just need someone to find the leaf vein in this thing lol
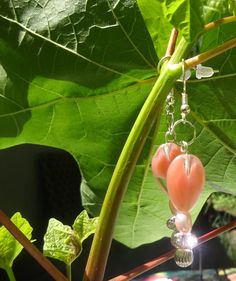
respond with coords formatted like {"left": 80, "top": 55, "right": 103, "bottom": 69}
{"left": 106, "top": 0, "right": 155, "bottom": 69}
{"left": 0, "top": 15, "right": 141, "bottom": 82}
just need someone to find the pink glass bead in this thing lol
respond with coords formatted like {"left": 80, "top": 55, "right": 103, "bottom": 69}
{"left": 175, "top": 212, "right": 192, "bottom": 233}
{"left": 175, "top": 248, "right": 194, "bottom": 267}
{"left": 166, "top": 154, "right": 205, "bottom": 212}
{"left": 151, "top": 143, "right": 182, "bottom": 179}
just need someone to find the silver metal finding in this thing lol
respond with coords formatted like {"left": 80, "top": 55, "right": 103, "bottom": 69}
{"left": 181, "top": 93, "right": 190, "bottom": 121}
{"left": 170, "top": 60, "right": 196, "bottom": 149}
{"left": 181, "top": 60, "right": 190, "bottom": 121}
{"left": 171, "top": 119, "right": 196, "bottom": 148}
{"left": 182, "top": 60, "right": 187, "bottom": 92}
{"left": 157, "top": 55, "right": 171, "bottom": 73}
{"left": 165, "top": 89, "right": 176, "bottom": 142}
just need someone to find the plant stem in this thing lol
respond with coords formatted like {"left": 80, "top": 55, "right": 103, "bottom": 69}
{"left": 204, "top": 15, "right": 236, "bottom": 31}
{"left": 109, "top": 220, "right": 236, "bottom": 281}
{"left": 5, "top": 266, "right": 16, "bottom": 281}
{"left": 185, "top": 37, "right": 236, "bottom": 69}
{"left": 165, "top": 28, "right": 178, "bottom": 57}
{"left": 66, "top": 264, "right": 72, "bottom": 281}
{"left": 0, "top": 210, "right": 68, "bottom": 281}
{"left": 83, "top": 38, "right": 190, "bottom": 281}
{"left": 165, "top": 15, "right": 236, "bottom": 61}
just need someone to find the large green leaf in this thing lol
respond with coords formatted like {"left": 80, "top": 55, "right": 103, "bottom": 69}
{"left": 0, "top": 0, "right": 235, "bottom": 249}
{"left": 137, "top": 0, "right": 232, "bottom": 49}
{"left": 160, "top": 0, "right": 205, "bottom": 42}
{"left": 138, "top": 0, "right": 205, "bottom": 43}
{"left": 136, "top": 0, "right": 172, "bottom": 58}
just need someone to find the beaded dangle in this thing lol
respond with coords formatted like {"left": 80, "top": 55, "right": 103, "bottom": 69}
{"left": 152, "top": 60, "right": 205, "bottom": 267}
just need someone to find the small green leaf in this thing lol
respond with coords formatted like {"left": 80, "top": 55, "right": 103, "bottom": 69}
{"left": 73, "top": 210, "right": 99, "bottom": 243}
{"left": 0, "top": 212, "right": 33, "bottom": 269}
{"left": 43, "top": 218, "right": 81, "bottom": 265}
{"left": 43, "top": 211, "right": 98, "bottom": 265}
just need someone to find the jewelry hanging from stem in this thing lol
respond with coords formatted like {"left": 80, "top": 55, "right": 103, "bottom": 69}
{"left": 152, "top": 60, "right": 205, "bottom": 267}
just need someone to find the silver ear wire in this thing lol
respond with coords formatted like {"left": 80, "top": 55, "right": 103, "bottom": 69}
{"left": 181, "top": 60, "right": 190, "bottom": 122}
{"left": 171, "top": 60, "right": 196, "bottom": 152}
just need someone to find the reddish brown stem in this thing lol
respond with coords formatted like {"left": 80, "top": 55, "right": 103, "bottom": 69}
{"left": 185, "top": 37, "right": 236, "bottom": 69}
{"left": 204, "top": 15, "right": 236, "bottom": 31}
{"left": 109, "top": 220, "right": 236, "bottom": 281}
{"left": 0, "top": 210, "right": 68, "bottom": 281}
{"left": 165, "top": 28, "right": 178, "bottom": 57}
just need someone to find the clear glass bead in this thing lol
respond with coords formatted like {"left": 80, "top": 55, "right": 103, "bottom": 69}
{"left": 166, "top": 216, "right": 176, "bottom": 231}
{"left": 175, "top": 248, "right": 194, "bottom": 267}
{"left": 171, "top": 232, "right": 198, "bottom": 249}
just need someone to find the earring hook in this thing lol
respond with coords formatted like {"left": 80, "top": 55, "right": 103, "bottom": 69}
{"left": 182, "top": 59, "right": 187, "bottom": 94}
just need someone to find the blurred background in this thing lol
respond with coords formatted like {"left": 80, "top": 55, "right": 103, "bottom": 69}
{"left": 0, "top": 144, "right": 235, "bottom": 280}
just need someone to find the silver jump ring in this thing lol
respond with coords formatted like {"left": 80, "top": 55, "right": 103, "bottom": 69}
{"left": 165, "top": 130, "right": 176, "bottom": 143}
{"left": 172, "top": 119, "right": 196, "bottom": 146}
{"left": 157, "top": 55, "right": 171, "bottom": 73}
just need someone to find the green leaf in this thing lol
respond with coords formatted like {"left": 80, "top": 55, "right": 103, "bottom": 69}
{"left": 161, "top": 0, "right": 205, "bottom": 42}
{"left": 137, "top": 0, "right": 173, "bottom": 58}
{"left": 44, "top": 211, "right": 98, "bottom": 264}
{"left": 43, "top": 218, "right": 81, "bottom": 265}
{"left": 0, "top": 212, "right": 33, "bottom": 269}
{"left": 203, "top": 1, "right": 231, "bottom": 23}
{"left": 229, "top": 0, "right": 236, "bottom": 15}
{"left": 137, "top": 0, "right": 231, "bottom": 46}
{"left": 73, "top": 210, "right": 99, "bottom": 243}
{"left": 0, "top": 0, "right": 236, "bottom": 249}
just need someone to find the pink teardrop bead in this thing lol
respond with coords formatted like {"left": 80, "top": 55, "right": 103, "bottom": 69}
{"left": 166, "top": 154, "right": 205, "bottom": 212}
{"left": 151, "top": 143, "right": 182, "bottom": 179}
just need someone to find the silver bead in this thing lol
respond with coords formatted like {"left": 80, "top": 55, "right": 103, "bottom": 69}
{"left": 175, "top": 248, "right": 194, "bottom": 267}
{"left": 180, "top": 104, "right": 190, "bottom": 115}
{"left": 166, "top": 94, "right": 174, "bottom": 105}
{"left": 166, "top": 216, "right": 176, "bottom": 231}
{"left": 171, "top": 231, "right": 182, "bottom": 248}
{"left": 171, "top": 232, "right": 198, "bottom": 249}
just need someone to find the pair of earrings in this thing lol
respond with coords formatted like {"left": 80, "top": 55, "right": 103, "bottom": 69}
{"left": 152, "top": 61, "right": 206, "bottom": 267}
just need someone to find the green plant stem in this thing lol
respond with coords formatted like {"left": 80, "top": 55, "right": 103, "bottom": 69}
{"left": 83, "top": 41, "right": 188, "bottom": 281}
{"left": 66, "top": 264, "right": 72, "bottom": 281}
{"left": 5, "top": 266, "right": 16, "bottom": 281}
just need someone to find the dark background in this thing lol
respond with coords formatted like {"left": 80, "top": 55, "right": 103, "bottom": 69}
{"left": 0, "top": 144, "right": 233, "bottom": 280}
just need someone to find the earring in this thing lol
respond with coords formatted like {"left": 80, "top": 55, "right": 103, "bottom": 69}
{"left": 151, "top": 89, "right": 182, "bottom": 181}
{"left": 152, "top": 60, "right": 205, "bottom": 267}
